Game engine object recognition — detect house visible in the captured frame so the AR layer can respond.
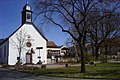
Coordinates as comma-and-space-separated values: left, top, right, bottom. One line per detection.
100, 37, 120, 58
0, 2, 47, 65
47, 41, 68, 64
86, 37, 120, 58
0, 39, 5, 44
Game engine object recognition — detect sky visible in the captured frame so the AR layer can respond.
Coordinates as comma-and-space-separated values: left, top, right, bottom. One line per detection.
0, 0, 70, 46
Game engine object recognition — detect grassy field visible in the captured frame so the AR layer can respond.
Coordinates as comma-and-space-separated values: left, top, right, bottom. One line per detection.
22, 63, 120, 79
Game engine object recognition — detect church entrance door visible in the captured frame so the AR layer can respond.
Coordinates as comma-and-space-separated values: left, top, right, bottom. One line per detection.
26, 53, 32, 64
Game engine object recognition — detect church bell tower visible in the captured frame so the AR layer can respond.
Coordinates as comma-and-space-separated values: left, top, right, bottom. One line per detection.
22, 1, 32, 24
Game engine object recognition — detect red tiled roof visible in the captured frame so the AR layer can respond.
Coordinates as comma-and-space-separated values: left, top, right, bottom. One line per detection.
47, 41, 60, 48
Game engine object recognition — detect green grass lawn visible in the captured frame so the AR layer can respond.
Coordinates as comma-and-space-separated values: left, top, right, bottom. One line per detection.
22, 63, 120, 79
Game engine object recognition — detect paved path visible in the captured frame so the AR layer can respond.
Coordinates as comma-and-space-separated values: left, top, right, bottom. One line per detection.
26, 64, 81, 69
0, 68, 110, 80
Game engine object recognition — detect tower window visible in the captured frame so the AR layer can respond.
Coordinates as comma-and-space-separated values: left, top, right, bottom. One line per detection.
27, 13, 31, 19
0, 48, 2, 58
4, 46, 6, 57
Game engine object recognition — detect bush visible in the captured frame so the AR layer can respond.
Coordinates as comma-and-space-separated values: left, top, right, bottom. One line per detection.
98, 54, 107, 63
84, 52, 94, 62
65, 63, 71, 67
37, 60, 42, 64
2, 64, 9, 68
15, 65, 39, 71
41, 65, 46, 69
90, 62, 94, 65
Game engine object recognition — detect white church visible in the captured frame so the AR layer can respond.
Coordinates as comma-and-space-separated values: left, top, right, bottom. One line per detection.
0, 2, 48, 65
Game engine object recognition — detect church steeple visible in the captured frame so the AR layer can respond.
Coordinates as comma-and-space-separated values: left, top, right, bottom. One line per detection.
22, 1, 32, 24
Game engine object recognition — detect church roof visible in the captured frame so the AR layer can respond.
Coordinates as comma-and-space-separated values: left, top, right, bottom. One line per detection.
0, 39, 5, 44
32, 23, 48, 41
0, 1, 47, 46
23, 1, 31, 11
0, 38, 8, 46
0, 23, 48, 46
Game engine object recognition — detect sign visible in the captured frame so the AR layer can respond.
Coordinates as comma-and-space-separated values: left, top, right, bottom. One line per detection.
36, 47, 43, 49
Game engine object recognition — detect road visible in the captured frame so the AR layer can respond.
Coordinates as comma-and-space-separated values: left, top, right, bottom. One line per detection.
0, 68, 110, 80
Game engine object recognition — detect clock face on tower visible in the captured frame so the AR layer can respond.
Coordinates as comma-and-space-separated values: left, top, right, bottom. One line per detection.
26, 42, 32, 47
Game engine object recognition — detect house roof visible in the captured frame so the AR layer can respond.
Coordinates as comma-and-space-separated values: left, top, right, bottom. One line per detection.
0, 39, 5, 43
106, 37, 120, 47
47, 41, 60, 48
61, 47, 68, 50
0, 22, 48, 46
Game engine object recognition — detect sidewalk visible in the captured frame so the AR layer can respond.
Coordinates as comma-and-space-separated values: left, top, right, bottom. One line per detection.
26, 63, 80, 69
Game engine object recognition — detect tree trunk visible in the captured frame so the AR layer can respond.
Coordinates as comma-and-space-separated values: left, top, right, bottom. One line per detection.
18, 49, 21, 66
104, 42, 108, 63
95, 46, 99, 60
79, 43, 86, 73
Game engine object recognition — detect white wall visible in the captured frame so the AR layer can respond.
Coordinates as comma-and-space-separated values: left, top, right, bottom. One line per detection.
47, 48, 61, 51
9, 23, 47, 65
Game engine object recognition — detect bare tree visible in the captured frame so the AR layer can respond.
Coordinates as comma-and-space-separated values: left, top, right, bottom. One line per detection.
33, 0, 108, 73
88, 1, 120, 60
10, 29, 27, 65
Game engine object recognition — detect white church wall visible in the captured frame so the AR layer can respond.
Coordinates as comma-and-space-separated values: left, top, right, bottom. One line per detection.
9, 23, 47, 65
23, 24, 47, 64
9, 38, 21, 65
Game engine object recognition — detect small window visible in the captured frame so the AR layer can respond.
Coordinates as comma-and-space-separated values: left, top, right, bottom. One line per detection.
0, 48, 2, 58
27, 13, 31, 19
4, 46, 6, 57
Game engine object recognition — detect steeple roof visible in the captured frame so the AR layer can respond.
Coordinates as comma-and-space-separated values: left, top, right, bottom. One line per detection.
23, 1, 31, 11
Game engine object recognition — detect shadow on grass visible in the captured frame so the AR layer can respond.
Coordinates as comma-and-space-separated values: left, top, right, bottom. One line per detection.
86, 70, 119, 77
20, 63, 120, 79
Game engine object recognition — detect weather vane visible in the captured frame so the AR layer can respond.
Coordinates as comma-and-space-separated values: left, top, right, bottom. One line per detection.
26, 0, 28, 4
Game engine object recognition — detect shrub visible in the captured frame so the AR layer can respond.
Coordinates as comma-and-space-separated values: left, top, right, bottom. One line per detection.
41, 65, 46, 69
84, 52, 94, 62
98, 54, 107, 63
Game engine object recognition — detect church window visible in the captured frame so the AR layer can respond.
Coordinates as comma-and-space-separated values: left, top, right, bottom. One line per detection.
26, 42, 32, 47
0, 48, 2, 58
27, 13, 31, 19
4, 46, 6, 57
